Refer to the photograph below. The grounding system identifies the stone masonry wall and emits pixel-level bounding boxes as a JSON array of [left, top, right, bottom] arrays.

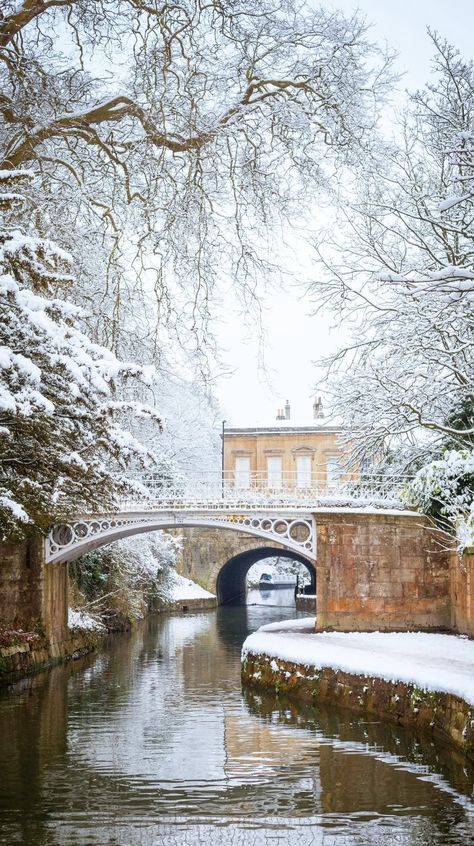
[[0, 539, 44, 631], [42, 561, 68, 651], [315, 511, 452, 632], [242, 651, 474, 760], [173, 513, 453, 628], [451, 549, 474, 637], [170, 527, 291, 594], [0, 539, 68, 645]]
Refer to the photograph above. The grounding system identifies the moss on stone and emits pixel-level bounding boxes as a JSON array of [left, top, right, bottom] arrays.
[[241, 651, 474, 761]]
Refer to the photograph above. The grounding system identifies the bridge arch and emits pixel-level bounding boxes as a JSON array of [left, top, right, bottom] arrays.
[[216, 546, 316, 605], [46, 512, 316, 565]]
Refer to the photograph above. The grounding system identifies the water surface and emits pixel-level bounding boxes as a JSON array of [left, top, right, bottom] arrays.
[[0, 592, 473, 845]]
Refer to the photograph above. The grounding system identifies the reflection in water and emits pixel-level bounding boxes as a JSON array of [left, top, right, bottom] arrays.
[[0, 602, 473, 846], [247, 586, 298, 608]]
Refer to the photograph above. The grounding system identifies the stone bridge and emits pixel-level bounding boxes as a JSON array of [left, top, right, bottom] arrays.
[[0, 471, 463, 653], [172, 527, 317, 604], [171, 510, 452, 623], [1, 505, 457, 653]]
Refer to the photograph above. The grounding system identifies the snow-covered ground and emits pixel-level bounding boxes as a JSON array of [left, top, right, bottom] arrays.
[[68, 608, 106, 632], [170, 572, 216, 601], [242, 618, 474, 705]]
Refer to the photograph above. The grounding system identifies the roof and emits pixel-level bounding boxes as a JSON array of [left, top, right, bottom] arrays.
[[223, 425, 342, 436]]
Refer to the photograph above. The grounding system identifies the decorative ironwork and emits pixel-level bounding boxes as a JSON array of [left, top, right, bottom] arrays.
[[46, 472, 410, 564], [46, 510, 316, 565], [123, 470, 408, 511]]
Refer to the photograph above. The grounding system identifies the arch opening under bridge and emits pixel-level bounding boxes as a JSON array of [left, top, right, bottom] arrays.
[[216, 546, 316, 606]]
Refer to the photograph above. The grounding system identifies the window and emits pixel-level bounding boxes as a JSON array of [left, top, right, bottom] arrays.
[[234, 456, 250, 488], [267, 456, 282, 488], [296, 455, 311, 487], [326, 456, 342, 483]]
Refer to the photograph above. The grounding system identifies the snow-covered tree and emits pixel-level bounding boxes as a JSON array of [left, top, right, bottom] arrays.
[[140, 374, 221, 476], [309, 35, 474, 541], [70, 531, 181, 625], [0, 0, 393, 363], [311, 36, 473, 463], [407, 449, 474, 546], [0, 169, 162, 540]]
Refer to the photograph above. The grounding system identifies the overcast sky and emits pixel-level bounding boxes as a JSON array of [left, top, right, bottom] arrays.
[[215, 0, 474, 427]]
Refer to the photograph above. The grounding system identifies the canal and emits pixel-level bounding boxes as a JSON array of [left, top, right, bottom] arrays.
[[0, 591, 473, 845]]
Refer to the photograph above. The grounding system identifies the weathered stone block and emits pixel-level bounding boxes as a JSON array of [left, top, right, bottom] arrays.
[[316, 512, 452, 632], [242, 652, 474, 760]]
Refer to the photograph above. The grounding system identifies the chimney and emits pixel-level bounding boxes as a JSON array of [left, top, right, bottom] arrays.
[[276, 407, 286, 420], [285, 400, 291, 420], [313, 396, 324, 419]]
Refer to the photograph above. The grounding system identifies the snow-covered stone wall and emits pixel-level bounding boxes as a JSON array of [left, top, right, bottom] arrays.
[[242, 648, 474, 759]]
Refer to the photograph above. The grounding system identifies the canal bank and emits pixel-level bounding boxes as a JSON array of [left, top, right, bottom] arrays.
[[0, 626, 104, 685], [0, 572, 217, 685], [241, 619, 474, 760]]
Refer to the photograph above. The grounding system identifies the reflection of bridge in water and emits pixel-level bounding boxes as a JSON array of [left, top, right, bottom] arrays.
[[46, 472, 408, 565]]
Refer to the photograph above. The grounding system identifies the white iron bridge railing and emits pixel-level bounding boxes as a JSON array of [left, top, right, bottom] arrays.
[[122, 470, 412, 512], [46, 472, 414, 564]]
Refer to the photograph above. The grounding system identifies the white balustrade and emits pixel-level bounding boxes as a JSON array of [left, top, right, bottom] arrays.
[[46, 471, 411, 565], [121, 470, 409, 511]]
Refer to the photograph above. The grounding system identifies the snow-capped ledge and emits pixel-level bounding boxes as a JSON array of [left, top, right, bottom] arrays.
[[242, 620, 474, 704], [167, 573, 217, 612], [170, 573, 216, 601], [241, 620, 474, 758]]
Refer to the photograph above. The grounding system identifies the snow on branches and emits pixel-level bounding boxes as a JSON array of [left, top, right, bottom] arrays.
[[0, 0, 394, 361], [407, 450, 474, 548], [0, 169, 162, 540], [309, 35, 474, 542]]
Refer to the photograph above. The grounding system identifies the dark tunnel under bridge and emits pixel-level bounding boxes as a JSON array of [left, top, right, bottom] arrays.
[[216, 545, 316, 605]]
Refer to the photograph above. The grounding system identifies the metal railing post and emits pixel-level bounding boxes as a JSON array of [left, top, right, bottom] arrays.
[[221, 419, 226, 499]]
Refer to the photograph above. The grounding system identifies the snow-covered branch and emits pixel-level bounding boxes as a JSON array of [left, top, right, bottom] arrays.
[[0, 0, 394, 361], [308, 34, 474, 542], [0, 169, 164, 540]]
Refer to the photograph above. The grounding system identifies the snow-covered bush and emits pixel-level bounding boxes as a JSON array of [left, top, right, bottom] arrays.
[[113, 532, 181, 605], [68, 608, 106, 633], [406, 449, 474, 548], [69, 531, 181, 623], [0, 170, 162, 540]]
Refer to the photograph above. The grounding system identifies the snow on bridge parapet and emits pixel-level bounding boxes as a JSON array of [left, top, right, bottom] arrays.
[[45, 494, 420, 567]]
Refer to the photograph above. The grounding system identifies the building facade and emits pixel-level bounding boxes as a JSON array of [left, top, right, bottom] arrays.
[[223, 399, 352, 490]]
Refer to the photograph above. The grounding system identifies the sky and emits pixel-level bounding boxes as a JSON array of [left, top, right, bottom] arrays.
[[215, 0, 474, 427]]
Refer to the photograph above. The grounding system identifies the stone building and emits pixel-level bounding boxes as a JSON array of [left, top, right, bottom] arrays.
[[222, 398, 353, 489]]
